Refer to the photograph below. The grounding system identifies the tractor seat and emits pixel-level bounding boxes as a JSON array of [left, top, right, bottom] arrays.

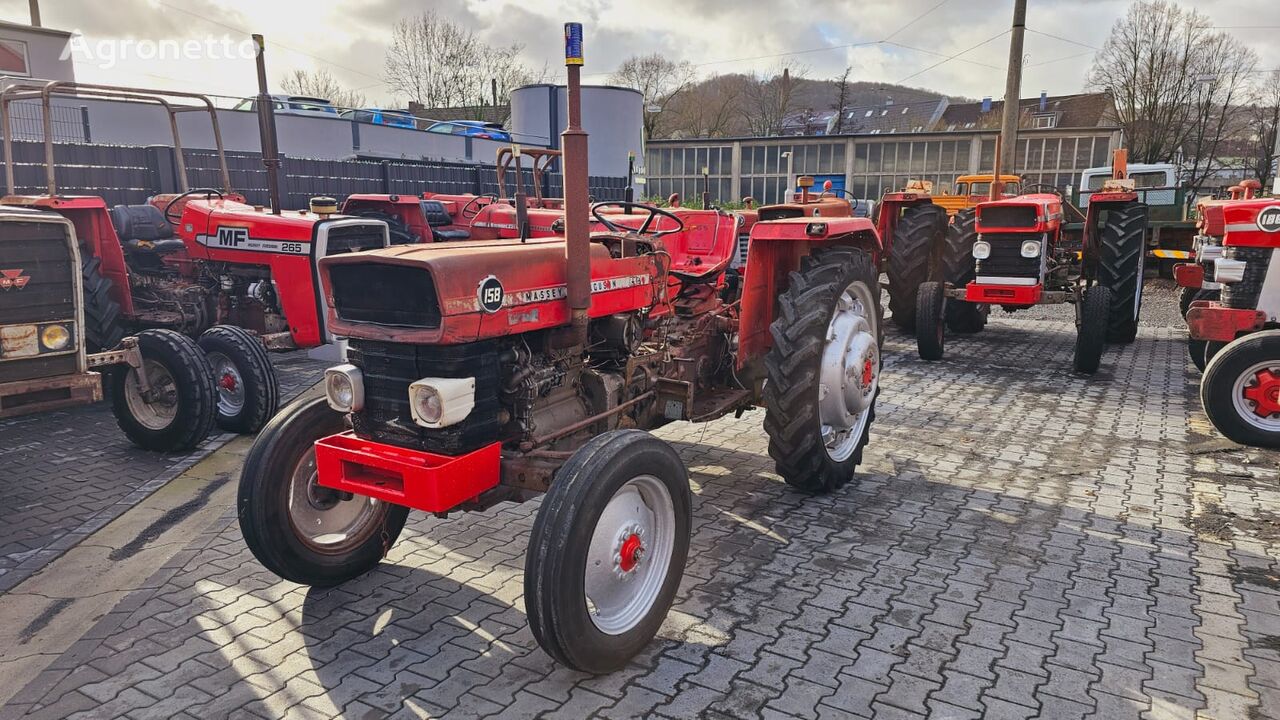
[[111, 204, 184, 253], [664, 212, 736, 284], [420, 200, 470, 241]]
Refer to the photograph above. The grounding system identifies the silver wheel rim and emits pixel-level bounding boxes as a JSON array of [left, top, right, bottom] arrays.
[[584, 475, 676, 635], [1229, 359, 1280, 432], [208, 351, 246, 417], [123, 359, 179, 431], [287, 446, 383, 551], [818, 279, 879, 462]]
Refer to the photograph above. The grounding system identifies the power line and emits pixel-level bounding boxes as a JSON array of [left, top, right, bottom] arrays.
[[883, 0, 952, 42], [1024, 27, 1101, 51], [1025, 50, 1095, 68], [882, 41, 1004, 71], [896, 29, 1010, 84]]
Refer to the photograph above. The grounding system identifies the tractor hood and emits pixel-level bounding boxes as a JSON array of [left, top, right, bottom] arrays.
[[319, 235, 661, 345]]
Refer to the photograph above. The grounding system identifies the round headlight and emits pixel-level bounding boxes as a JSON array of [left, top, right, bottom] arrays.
[[972, 241, 991, 260], [1020, 240, 1042, 258], [40, 324, 71, 351], [323, 364, 364, 413], [327, 374, 353, 409], [412, 387, 443, 424]]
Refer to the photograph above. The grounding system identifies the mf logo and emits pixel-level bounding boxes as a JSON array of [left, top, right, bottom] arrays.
[[1257, 206, 1280, 233], [0, 269, 30, 290], [216, 226, 249, 247], [477, 275, 504, 313]]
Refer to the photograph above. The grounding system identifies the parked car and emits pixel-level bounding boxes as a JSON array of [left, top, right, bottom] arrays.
[[426, 120, 512, 142], [340, 108, 419, 129], [233, 95, 339, 117]]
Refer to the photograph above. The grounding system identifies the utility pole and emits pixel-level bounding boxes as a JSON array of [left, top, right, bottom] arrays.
[[28, 0, 40, 26], [999, 0, 1027, 178]]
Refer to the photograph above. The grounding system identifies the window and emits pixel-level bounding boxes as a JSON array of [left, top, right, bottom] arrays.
[[0, 39, 29, 76], [1032, 114, 1056, 129], [233, 99, 253, 111], [902, 107, 909, 114], [880, 109, 888, 117], [865, 110, 874, 118]]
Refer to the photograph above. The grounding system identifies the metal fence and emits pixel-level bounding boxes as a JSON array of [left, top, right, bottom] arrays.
[[2, 140, 628, 208]]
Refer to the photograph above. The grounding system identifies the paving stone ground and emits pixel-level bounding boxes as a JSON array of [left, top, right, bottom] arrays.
[[2, 290, 1279, 719], [0, 352, 327, 593]]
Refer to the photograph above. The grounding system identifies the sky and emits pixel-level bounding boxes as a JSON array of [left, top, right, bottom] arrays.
[[2, 0, 1278, 107]]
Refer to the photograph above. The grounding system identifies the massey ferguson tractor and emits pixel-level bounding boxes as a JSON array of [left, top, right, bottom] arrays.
[[907, 153, 1148, 374], [1180, 194, 1280, 448], [0, 205, 216, 451], [238, 24, 887, 673], [1, 81, 392, 434]]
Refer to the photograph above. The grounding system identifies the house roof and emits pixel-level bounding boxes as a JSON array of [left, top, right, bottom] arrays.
[[785, 98, 951, 136], [939, 92, 1113, 131], [0, 20, 73, 38]]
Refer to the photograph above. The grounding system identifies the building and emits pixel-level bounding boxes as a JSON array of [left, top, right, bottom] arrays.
[[646, 93, 1120, 205], [0, 19, 74, 82]]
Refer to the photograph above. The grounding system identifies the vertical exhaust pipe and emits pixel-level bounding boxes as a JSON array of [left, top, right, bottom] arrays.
[[561, 22, 590, 345], [253, 34, 283, 215]]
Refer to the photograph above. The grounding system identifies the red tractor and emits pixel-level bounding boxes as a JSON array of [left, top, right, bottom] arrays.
[[906, 156, 1148, 374], [1180, 193, 1280, 447], [1, 82, 393, 435], [238, 25, 887, 673]]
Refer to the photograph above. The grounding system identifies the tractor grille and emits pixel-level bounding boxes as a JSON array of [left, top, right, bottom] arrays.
[[1220, 246, 1272, 311], [330, 263, 441, 328], [975, 233, 1042, 280], [322, 222, 387, 256], [0, 221, 79, 384], [347, 339, 502, 454]]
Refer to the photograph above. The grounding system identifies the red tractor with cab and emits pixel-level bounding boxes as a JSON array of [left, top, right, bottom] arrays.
[[1, 81, 394, 435], [238, 25, 889, 673], [1178, 191, 1280, 448], [908, 152, 1148, 374]]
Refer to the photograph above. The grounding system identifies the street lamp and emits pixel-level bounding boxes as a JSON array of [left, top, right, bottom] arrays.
[[781, 151, 794, 202]]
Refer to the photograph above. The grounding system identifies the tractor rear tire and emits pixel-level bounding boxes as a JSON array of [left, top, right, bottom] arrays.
[[82, 255, 125, 352], [942, 208, 987, 333], [110, 329, 217, 451], [1098, 201, 1148, 344], [199, 325, 279, 434], [525, 430, 690, 673], [915, 281, 946, 361], [1180, 287, 1219, 320], [1073, 286, 1111, 375], [238, 396, 410, 586], [886, 203, 946, 331], [764, 247, 880, 493], [1189, 338, 1209, 373], [1200, 330, 1280, 448]]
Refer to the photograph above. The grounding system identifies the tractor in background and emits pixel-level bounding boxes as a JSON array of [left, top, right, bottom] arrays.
[[1181, 192, 1280, 448], [0, 205, 216, 451], [239, 23, 888, 674], [908, 151, 1148, 374], [1, 81, 393, 435]]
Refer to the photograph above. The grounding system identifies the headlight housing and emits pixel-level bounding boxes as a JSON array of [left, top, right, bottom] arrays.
[[39, 323, 72, 351], [1214, 258, 1246, 284], [324, 364, 364, 413], [1198, 243, 1224, 263], [1020, 240, 1042, 258], [408, 377, 476, 428], [972, 240, 991, 259]]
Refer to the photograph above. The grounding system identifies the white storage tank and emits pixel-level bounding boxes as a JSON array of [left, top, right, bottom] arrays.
[[509, 84, 643, 178]]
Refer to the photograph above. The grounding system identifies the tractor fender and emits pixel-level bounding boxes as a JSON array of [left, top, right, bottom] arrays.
[[737, 216, 883, 367]]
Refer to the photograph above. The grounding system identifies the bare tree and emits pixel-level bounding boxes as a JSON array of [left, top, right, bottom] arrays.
[[831, 66, 852, 134], [1247, 70, 1280, 191], [1088, 0, 1258, 189], [610, 54, 695, 139], [385, 11, 537, 110], [743, 64, 808, 136], [279, 69, 365, 110], [663, 74, 749, 139]]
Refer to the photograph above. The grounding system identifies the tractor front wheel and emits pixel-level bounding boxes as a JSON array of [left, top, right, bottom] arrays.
[[915, 281, 946, 361], [525, 430, 691, 673], [109, 329, 216, 451], [1200, 330, 1280, 448], [199, 325, 279, 434], [238, 397, 409, 586], [942, 208, 987, 333], [1073, 286, 1111, 375], [764, 247, 880, 493], [1098, 201, 1148, 343], [886, 203, 946, 330]]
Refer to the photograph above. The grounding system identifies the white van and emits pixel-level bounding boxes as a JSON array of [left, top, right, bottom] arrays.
[[1078, 163, 1178, 207]]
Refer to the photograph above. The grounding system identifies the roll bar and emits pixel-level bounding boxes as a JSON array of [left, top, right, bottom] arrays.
[[1, 80, 232, 196], [495, 146, 561, 205]]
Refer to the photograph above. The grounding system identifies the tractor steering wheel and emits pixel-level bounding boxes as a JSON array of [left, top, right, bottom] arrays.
[[590, 202, 684, 239], [460, 193, 498, 220], [163, 188, 224, 224]]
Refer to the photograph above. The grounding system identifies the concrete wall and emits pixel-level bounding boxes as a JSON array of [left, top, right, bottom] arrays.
[[0, 24, 74, 82], [510, 84, 643, 178]]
